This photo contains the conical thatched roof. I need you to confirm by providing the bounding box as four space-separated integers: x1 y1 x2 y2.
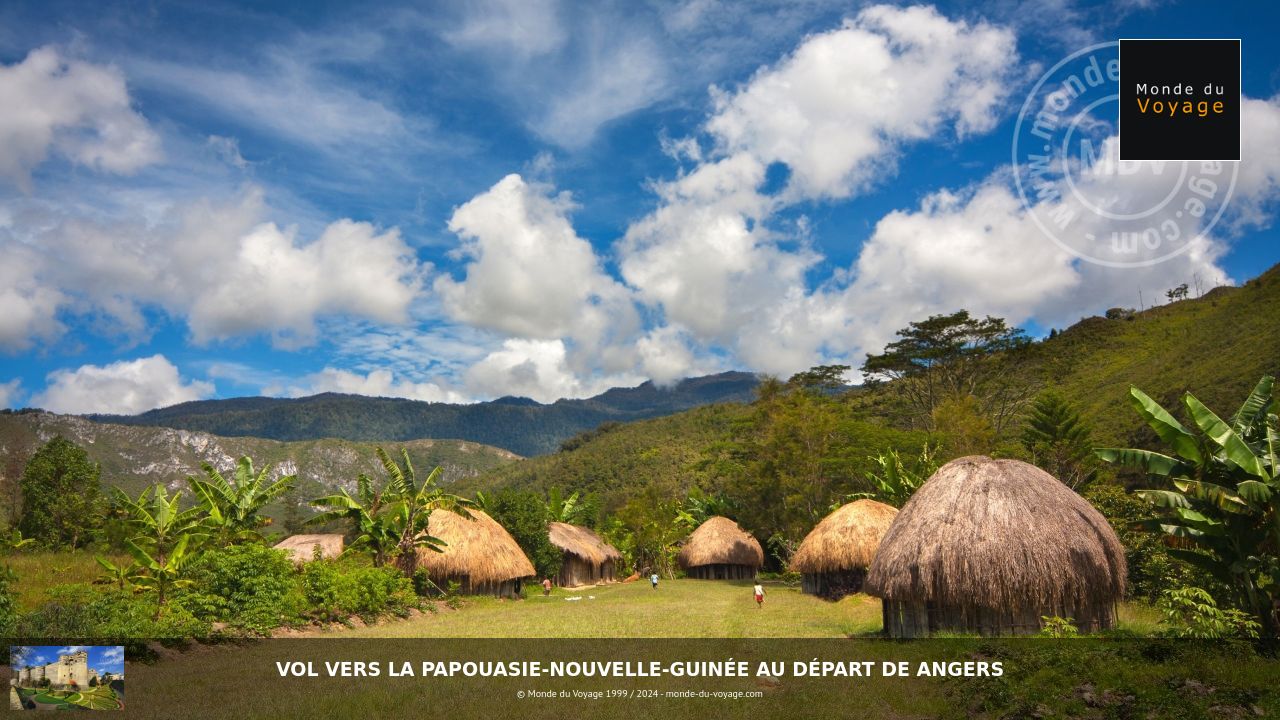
865 456 1125 611
416 509 535 584
791 499 898 574
677 516 764 569
548 522 622 566
273 534 344 563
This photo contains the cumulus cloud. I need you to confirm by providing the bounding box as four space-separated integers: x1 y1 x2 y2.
269 367 468 404
33 355 214 415
0 46 161 190
463 338 639 403
0 378 22 409
1 187 426 349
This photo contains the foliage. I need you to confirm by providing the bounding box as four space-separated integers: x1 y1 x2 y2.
931 394 997 458
11 583 210 639
1039 616 1079 638
486 488 562 580
17 436 104 549
1158 586 1261 639
544 486 584 524
308 472 400 567
861 310 1032 431
93 556 136 593
1 528 34 553
850 442 940 508
301 559 415 620
1083 483 1205 602
112 484 208 618
188 456 296 544
1020 391 1098 489
0 567 13 634
1097 377 1280 635
179 544 305 634
611 491 695 579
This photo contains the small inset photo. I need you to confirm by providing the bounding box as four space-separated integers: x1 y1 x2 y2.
9 646 124 711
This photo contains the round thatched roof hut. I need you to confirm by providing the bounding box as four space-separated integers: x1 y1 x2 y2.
792 499 898 600
865 456 1126 637
678 516 764 580
416 509 535 598
548 522 623 587
273 534 344 564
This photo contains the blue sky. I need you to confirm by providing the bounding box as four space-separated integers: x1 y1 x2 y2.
0 0 1278 413
10 645 125 678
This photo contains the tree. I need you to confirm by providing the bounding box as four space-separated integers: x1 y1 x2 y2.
113 485 207 618
487 488 561 580
376 448 473 577
1166 283 1190 302
1021 391 1097 490
786 365 851 393
308 473 400 567
932 394 996 458
861 311 1032 431
1097 377 1280 635
188 456 296 544
93 556 136 592
17 436 104 548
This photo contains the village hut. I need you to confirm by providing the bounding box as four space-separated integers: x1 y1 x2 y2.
273 534 344 563
791 499 898 599
416 509 535 598
548 522 623 587
865 456 1126 637
677 516 764 580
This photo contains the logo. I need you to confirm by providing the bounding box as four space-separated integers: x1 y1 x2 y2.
1012 42 1238 268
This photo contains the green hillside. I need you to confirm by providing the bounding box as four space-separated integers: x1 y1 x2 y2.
476 263 1280 532
0 412 519 526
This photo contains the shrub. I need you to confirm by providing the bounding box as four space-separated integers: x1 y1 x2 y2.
1039 616 1079 638
179 544 305 634
1083 483 1207 601
1158 587 1262 639
302 560 415 621
0 569 14 634
12 584 210 639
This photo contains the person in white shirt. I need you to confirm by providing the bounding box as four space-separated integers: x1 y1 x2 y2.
753 582 765 608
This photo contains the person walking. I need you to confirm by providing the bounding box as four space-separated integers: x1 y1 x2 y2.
650 572 659 590
542 577 553 597
753 582 765 608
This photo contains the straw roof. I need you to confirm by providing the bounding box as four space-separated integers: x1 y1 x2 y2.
865 456 1126 611
677 516 764 569
415 509 535 584
548 522 622 566
791 499 898 574
273 534 344 563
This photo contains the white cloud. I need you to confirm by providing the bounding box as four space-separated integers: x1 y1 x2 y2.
704 4 1018 200
0 46 161 190
444 0 568 58
33 355 214 415
270 367 468 404
1 187 427 350
0 378 22 409
463 338 638 403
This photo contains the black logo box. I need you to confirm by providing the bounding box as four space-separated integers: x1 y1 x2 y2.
1119 39 1241 161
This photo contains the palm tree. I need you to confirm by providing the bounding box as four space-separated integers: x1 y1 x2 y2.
377 448 474 576
188 457 296 544
112 485 206 618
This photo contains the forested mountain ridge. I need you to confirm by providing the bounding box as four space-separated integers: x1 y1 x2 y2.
86 371 760 457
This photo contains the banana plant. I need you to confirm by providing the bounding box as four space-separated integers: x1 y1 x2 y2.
189 456 296 544
0 528 34 553
308 472 401 567
1097 376 1279 635
376 448 473 577
93 556 137 592
126 533 198 619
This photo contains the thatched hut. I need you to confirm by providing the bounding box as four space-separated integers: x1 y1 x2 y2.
273 534 344 563
548 522 622 587
865 456 1126 637
791 499 898 599
416 509 535 598
678 516 764 580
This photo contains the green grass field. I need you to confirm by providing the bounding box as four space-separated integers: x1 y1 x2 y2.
4 550 129 611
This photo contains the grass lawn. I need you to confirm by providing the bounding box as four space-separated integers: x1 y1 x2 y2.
4 550 128 611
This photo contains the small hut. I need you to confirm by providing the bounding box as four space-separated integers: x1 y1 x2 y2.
678 516 764 580
791 499 898 599
416 509 535 598
273 534 345 563
865 456 1126 637
548 522 622 587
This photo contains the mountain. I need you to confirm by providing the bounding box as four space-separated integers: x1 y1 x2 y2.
470 263 1280 515
88 372 760 457
0 411 520 525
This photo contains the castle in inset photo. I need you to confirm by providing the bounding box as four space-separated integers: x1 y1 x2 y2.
10 646 123 711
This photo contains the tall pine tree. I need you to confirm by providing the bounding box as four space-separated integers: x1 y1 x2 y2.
1020 392 1096 490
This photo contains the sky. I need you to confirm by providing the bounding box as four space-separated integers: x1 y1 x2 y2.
0 0 1278 414
11 645 125 678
